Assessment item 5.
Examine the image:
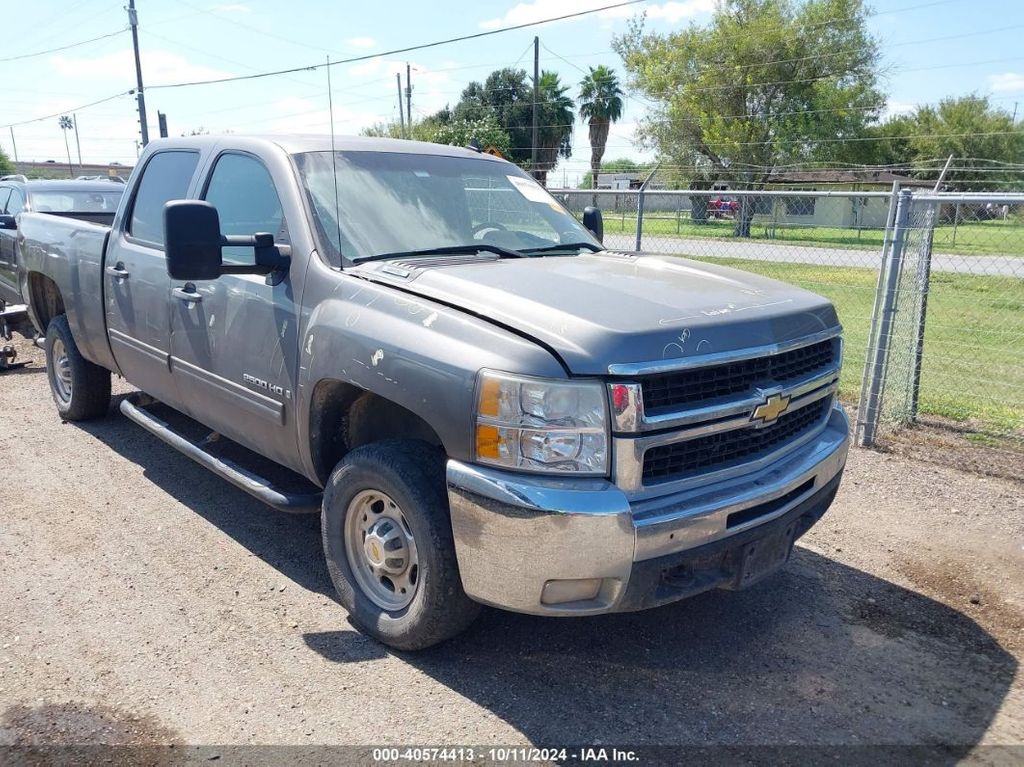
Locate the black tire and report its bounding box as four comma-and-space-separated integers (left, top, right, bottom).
322, 440, 480, 650
45, 314, 111, 421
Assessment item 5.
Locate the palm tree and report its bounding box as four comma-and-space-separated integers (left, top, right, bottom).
534, 71, 574, 185
578, 66, 624, 189
58, 115, 75, 177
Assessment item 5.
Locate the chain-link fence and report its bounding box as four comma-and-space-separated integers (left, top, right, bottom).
555, 186, 1024, 476
856, 191, 1024, 474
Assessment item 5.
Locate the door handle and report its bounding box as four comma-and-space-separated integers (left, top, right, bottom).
105, 264, 129, 280
172, 286, 202, 304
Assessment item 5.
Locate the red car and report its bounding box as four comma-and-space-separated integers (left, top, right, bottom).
709, 196, 738, 218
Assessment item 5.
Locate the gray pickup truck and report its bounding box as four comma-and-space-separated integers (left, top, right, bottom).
19, 135, 849, 649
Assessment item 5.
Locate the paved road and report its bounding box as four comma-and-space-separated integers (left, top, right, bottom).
606, 234, 1024, 277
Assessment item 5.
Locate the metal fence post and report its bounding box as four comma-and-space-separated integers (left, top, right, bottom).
907, 157, 953, 421
857, 188, 913, 448
856, 182, 900, 435
634, 164, 661, 252
635, 187, 645, 251
909, 200, 937, 420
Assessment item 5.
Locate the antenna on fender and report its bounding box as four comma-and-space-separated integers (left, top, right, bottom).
326, 56, 343, 262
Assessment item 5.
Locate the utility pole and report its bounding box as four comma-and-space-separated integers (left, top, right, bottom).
405, 63, 413, 133
127, 0, 149, 146
157, 111, 168, 138
72, 113, 82, 166
396, 73, 406, 139
531, 36, 539, 181
9, 128, 17, 163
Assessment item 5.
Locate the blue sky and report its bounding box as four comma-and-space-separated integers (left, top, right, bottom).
4, 0, 1023, 185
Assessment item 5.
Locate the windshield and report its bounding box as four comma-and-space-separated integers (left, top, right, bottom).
294, 150, 598, 264
31, 190, 123, 213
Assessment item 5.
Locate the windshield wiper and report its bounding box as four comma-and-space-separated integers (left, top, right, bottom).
354, 243, 525, 264
520, 241, 603, 254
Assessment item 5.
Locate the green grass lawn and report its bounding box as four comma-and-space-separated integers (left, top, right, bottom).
599, 213, 1024, 258
686, 256, 1024, 438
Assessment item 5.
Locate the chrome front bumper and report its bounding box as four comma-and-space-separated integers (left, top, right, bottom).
447, 403, 850, 615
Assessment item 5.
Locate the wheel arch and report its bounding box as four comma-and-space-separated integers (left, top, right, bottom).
25, 271, 65, 334
308, 378, 444, 485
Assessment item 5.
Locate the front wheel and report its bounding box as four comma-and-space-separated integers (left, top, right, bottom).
45, 314, 111, 421
322, 440, 480, 651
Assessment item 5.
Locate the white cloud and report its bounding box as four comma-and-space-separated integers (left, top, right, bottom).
347, 36, 377, 49
479, 0, 712, 29
258, 97, 387, 136
882, 100, 916, 120
989, 72, 1024, 94
51, 49, 231, 85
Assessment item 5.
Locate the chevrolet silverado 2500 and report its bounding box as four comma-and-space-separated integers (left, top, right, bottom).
18, 136, 849, 649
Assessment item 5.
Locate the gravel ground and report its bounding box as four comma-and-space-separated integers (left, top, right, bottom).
0, 332, 1022, 752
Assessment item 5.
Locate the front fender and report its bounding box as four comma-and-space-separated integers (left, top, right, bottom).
295, 270, 566, 480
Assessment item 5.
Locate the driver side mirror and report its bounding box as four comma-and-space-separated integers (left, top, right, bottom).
0, 214, 17, 231
164, 200, 222, 281
164, 200, 290, 282
583, 206, 603, 244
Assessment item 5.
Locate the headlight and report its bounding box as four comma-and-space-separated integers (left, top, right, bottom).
474, 370, 609, 475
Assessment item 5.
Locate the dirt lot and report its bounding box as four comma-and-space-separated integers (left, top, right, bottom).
0, 333, 1022, 753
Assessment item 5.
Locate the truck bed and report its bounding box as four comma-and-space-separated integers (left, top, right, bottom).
18, 211, 114, 370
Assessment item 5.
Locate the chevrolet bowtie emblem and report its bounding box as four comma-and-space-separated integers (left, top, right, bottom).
752, 393, 791, 424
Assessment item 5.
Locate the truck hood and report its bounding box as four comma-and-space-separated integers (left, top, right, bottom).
356, 252, 840, 375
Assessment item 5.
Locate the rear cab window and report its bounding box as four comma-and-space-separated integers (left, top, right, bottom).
7, 188, 24, 214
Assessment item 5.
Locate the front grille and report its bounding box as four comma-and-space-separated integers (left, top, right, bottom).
642, 397, 830, 483
641, 339, 835, 412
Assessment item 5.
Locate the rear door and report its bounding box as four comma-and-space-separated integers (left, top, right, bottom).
168, 151, 299, 467
105, 150, 200, 404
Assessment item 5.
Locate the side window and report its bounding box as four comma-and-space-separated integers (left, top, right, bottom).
203, 153, 287, 265
7, 189, 24, 214
129, 151, 199, 247
0, 189, 10, 215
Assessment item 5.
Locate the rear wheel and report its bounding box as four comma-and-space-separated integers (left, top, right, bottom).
322, 440, 480, 650
45, 314, 110, 421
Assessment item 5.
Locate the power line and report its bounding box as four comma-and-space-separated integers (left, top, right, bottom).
147, 0, 648, 90
0, 91, 135, 130
0, 27, 127, 63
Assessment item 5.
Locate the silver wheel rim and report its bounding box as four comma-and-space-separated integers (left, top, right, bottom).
343, 489, 419, 611
51, 338, 73, 404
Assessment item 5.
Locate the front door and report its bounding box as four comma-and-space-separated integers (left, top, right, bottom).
168, 152, 299, 470
105, 150, 200, 404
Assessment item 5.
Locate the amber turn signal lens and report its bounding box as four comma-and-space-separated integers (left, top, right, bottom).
475, 424, 502, 459
477, 376, 502, 418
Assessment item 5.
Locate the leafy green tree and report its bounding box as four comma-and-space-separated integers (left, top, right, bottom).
448, 67, 574, 182
578, 66, 624, 189
432, 114, 511, 157
0, 147, 12, 175
614, 0, 883, 235
58, 115, 75, 174
453, 68, 534, 167
580, 157, 653, 188
360, 119, 437, 141
361, 113, 511, 157
905, 96, 1024, 190
534, 71, 574, 184
831, 96, 1024, 189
